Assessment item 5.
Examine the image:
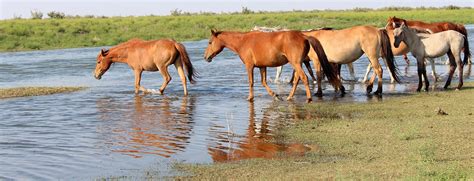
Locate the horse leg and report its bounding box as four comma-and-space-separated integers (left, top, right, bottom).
362, 63, 372, 83
259, 67, 278, 98
287, 71, 300, 101
415, 57, 428, 92
303, 61, 317, 84
157, 66, 172, 95
455, 54, 464, 90
372, 59, 383, 95
134, 70, 145, 94
403, 54, 410, 64
246, 65, 255, 101
311, 58, 323, 97
347, 63, 356, 81
383, 58, 396, 83
174, 61, 188, 96
275, 66, 283, 83
443, 51, 456, 89
289, 63, 312, 103
428, 58, 438, 82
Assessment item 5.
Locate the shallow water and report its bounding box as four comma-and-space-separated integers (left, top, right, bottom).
0, 26, 473, 180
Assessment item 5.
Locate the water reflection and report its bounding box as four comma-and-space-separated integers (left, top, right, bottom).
96, 95, 196, 158
208, 101, 312, 162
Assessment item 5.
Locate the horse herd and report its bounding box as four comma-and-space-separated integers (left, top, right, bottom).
94, 16, 471, 103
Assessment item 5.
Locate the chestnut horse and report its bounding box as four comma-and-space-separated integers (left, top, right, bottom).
302, 25, 400, 96
203, 29, 339, 103
388, 16, 471, 65
94, 39, 197, 95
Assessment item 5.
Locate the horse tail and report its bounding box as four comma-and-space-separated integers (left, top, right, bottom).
462, 34, 471, 66
306, 36, 341, 88
175, 42, 197, 84
456, 24, 468, 38
379, 29, 401, 83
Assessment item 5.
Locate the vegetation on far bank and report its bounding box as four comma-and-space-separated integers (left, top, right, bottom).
175, 82, 474, 180
0, 87, 85, 99
0, 7, 473, 52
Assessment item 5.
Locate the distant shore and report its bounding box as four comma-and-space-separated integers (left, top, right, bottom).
0, 7, 473, 52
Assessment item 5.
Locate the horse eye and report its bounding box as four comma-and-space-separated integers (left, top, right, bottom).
208, 41, 211, 44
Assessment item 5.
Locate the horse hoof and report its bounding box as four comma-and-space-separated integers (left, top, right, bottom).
286, 97, 293, 101
374, 90, 382, 95
416, 88, 421, 92
314, 91, 323, 97
159, 90, 164, 95
247, 97, 254, 102
366, 87, 373, 94
274, 95, 282, 101
306, 98, 312, 103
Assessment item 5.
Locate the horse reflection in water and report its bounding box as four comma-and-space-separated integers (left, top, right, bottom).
207, 102, 315, 162
96, 96, 196, 158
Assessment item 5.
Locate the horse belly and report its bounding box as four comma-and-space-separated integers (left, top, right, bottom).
424, 43, 449, 58
141, 61, 159, 71
254, 54, 288, 67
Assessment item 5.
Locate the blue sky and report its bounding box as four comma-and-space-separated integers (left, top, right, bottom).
1, 0, 473, 19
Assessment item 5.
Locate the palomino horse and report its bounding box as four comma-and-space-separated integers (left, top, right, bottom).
393, 21, 470, 91
252, 26, 356, 83
362, 26, 432, 83
203, 29, 339, 103
251, 26, 317, 84
94, 39, 197, 95
302, 25, 400, 96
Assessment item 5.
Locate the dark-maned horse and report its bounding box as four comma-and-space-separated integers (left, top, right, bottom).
204, 29, 339, 103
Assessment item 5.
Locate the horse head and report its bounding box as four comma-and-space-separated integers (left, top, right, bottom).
94, 48, 113, 80
387, 16, 406, 29
393, 21, 408, 48
204, 29, 224, 62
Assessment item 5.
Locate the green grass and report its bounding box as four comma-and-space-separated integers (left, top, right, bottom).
175, 83, 474, 180
1, 8, 473, 52
0, 87, 85, 99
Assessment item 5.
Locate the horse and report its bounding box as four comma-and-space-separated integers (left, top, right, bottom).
302, 25, 400, 96
251, 26, 317, 84
389, 16, 471, 65
94, 38, 197, 95
252, 26, 356, 83
203, 29, 340, 103
393, 21, 470, 91
362, 26, 431, 83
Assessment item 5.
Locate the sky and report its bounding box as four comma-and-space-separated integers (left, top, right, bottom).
1, 0, 473, 19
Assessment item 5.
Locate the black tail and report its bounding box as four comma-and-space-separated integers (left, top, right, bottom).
175, 43, 198, 84
306, 36, 341, 88
462, 35, 471, 66
380, 29, 401, 83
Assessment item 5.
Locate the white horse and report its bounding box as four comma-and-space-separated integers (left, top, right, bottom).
393, 22, 470, 91
362, 28, 438, 83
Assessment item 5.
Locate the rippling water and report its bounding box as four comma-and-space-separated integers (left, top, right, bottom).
1, 26, 473, 180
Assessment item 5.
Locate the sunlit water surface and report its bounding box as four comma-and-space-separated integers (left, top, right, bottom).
0, 25, 473, 180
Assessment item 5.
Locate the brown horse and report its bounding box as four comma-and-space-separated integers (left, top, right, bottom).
203, 29, 339, 103
302, 25, 400, 96
388, 16, 471, 64
94, 39, 197, 95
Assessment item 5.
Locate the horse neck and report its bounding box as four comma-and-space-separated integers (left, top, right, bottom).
404, 28, 423, 51
218, 32, 245, 53
108, 47, 129, 63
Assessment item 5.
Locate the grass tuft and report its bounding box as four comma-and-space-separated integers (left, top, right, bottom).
0, 87, 85, 99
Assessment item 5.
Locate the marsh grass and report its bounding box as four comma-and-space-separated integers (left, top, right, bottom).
0, 87, 85, 99
0, 8, 473, 52
175, 82, 474, 180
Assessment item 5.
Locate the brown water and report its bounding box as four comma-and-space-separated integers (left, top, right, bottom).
0, 26, 473, 180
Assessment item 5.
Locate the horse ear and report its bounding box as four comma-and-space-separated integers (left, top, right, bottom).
211, 29, 217, 35
101, 48, 109, 56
